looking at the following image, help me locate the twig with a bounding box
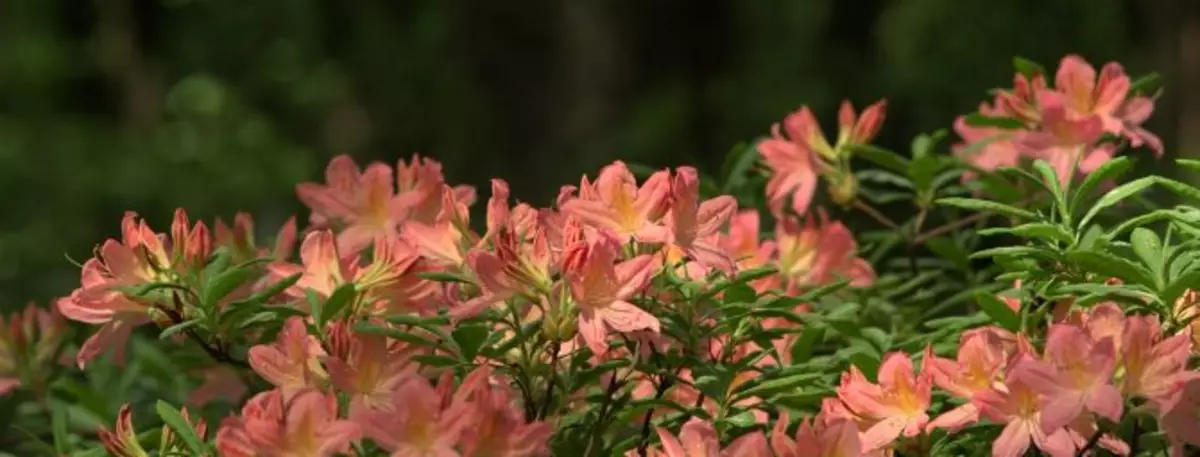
[1128,417,1141,457]
[584,373,624,457]
[536,341,562,420]
[910,197,1040,245]
[636,374,675,456]
[853,199,901,230]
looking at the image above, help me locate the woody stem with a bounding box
[536,341,561,420]
[853,199,901,230]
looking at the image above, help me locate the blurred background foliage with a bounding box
[1,0,1198,310]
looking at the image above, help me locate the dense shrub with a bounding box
[3,54,1198,457]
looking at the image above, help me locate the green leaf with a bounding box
[722,284,757,306]
[980,222,1073,244]
[417,271,474,284]
[452,323,491,361]
[731,372,823,401]
[158,318,201,340]
[790,326,824,364]
[969,246,1056,261]
[848,144,910,174]
[51,401,70,454]
[1131,228,1165,286]
[1157,177,1200,202]
[1065,250,1156,288]
[315,284,357,326]
[1080,176,1158,229]
[1031,160,1069,222]
[1129,72,1162,96]
[974,293,1020,331]
[1012,56,1046,78]
[226,272,300,308]
[721,142,760,193]
[156,400,208,455]
[963,113,1025,130]
[1069,156,1132,216]
[936,197,1036,220]
[908,154,945,191]
[1179,159,1200,173]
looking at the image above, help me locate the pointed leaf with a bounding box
[936,197,1036,220]
[1080,176,1158,229]
[156,400,208,455]
[974,293,1020,331]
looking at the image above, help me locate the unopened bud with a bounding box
[827,172,859,207]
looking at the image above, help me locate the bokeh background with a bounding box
[2,0,1198,311]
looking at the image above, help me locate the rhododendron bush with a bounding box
[5,54,1200,457]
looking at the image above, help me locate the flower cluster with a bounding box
[9,53,1199,457]
[953,55,1162,186]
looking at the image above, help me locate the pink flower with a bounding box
[775,214,874,292]
[561,161,671,243]
[0,303,67,396]
[98,405,152,457]
[758,108,821,217]
[664,166,738,274]
[973,354,1075,457]
[953,102,1024,177]
[325,320,416,417]
[456,367,554,457]
[1121,314,1194,410]
[296,154,413,253]
[247,316,328,394]
[758,100,886,217]
[214,212,298,263]
[187,365,248,407]
[563,232,661,355]
[216,388,361,457]
[1035,324,1123,431]
[357,372,473,456]
[994,72,1048,123]
[1017,95,1110,186]
[770,412,863,457]
[1160,377,1200,455]
[57,212,178,368]
[924,330,1008,432]
[268,230,422,315]
[1050,54,1162,154]
[647,418,769,457]
[836,352,932,452]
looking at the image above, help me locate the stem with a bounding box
[636,374,675,456]
[536,341,562,420]
[584,373,624,457]
[853,199,900,230]
[1128,417,1141,457]
[910,197,1039,245]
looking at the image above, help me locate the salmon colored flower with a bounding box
[1048,54,1163,154]
[268,230,422,314]
[995,72,1048,124]
[215,388,361,457]
[456,367,554,457]
[1160,377,1200,456]
[1016,95,1110,186]
[357,372,473,457]
[836,352,932,452]
[561,161,671,243]
[98,405,151,457]
[924,330,1008,432]
[1120,314,1194,410]
[1172,289,1200,351]
[403,184,476,269]
[770,412,863,457]
[973,353,1075,457]
[57,212,181,368]
[297,154,414,253]
[215,212,298,263]
[664,166,738,274]
[247,316,328,394]
[0,303,67,396]
[953,102,1024,177]
[758,109,821,217]
[396,154,475,225]
[563,232,661,355]
[775,214,874,292]
[188,364,249,407]
[325,320,416,417]
[758,100,886,216]
[1036,323,1122,431]
[646,418,769,457]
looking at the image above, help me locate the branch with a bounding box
[853,199,900,230]
[536,341,562,420]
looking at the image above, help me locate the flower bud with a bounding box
[827,172,859,207]
[99,405,150,457]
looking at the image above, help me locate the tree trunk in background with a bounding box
[95,0,161,134]
[1179,0,1200,162]
[555,2,625,170]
